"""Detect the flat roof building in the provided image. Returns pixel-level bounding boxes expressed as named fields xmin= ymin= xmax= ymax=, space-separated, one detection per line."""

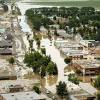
xmin=60 ymin=48 xmax=88 ymax=60
xmin=73 ymin=59 xmax=100 ymax=75
xmin=0 ymin=40 xmax=12 ymax=48
xmin=0 ymin=91 xmax=46 ymax=100
xmin=0 ymin=48 xmax=12 ymax=55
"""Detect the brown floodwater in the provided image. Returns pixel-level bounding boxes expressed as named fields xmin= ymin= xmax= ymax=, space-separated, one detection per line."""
xmin=17 ymin=2 xmax=68 ymax=93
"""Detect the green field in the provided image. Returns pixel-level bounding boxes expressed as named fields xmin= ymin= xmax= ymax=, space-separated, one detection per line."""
xmin=24 ymin=0 xmax=100 ymax=10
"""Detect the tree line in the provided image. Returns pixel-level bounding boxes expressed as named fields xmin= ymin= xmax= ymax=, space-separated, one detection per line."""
xmin=25 ymin=7 xmax=100 ymax=41
xmin=24 ymin=51 xmax=58 ymax=77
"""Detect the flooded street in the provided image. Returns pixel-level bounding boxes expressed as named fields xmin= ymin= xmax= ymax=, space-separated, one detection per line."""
xmin=41 ymin=38 xmax=67 ymax=93
xmin=17 ymin=1 xmax=68 ymax=93
xmin=41 ymin=38 xmax=67 ymax=82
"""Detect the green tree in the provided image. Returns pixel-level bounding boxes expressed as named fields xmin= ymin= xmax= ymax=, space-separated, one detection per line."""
xmin=64 ymin=57 xmax=72 ymax=64
xmin=40 ymin=66 xmax=46 ymax=78
xmin=97 ymin=92 xmax=100 ymax=100
xmin=24 ymin=51 xmax=57 ymax=76
xmin=37 ymin=40 xmax=41 ymax=48
xmin=29 ymin=39 xmax=34 ymax=51
xmin=56 ymin=81 xmax=68 ymax=97
xmin=8 ymin=57 xmax=15 ymax=65
xmin=41 ymin=17 xmax=54 ymax=28
xmin=40 ymin=56 xmax=51 ymax=66
xmin=68 ymin=74 xmax=79 ymax=85
xmin=94 ymin=75 xmax=100 ymax=89
xmin=46 ymin=61 xmax=58 ymax=75
xmin=33 ymin=86 xmax=41 ymax=94
xmin=53 ymin=16 xmax=56 ymax=20
xmin=24 ymin=51 xmax=42 ymax=68
xmin=41 ymin=48 xmax=46 ymax=55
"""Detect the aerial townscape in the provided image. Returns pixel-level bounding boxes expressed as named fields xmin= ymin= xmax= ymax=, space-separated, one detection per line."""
xmin=0 ymin=0 xmax=100 ymax=100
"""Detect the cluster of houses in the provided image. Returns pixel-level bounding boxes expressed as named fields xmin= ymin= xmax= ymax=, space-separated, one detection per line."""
xmin=0 ymin=16 xmax=13 ymax=56
xmin=0 ymin=30 xmax=13 ymax=55
xmin=54 ymin=33 xmax=100 ymax=100
xmin=0 ymin=10 xmax=47 ymax=100
xmin=0 ymin=57 xmax=45 ymax=100
xmin=0 ymin=79 xmax=45 ymax=100
xmin=54 ymin=34 xmax=100 ymax=76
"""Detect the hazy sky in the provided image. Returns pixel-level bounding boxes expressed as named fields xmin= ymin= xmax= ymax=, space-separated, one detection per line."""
xmin=30 ymin=0 xmax=88 ymax=1
xmin=24 ymin=0 xmax=99 ymax=2
xmin=32 ymin=0 xmax=88 ymax=1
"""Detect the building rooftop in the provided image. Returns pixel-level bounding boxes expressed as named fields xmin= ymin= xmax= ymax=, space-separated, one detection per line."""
xmin=0 ymin=48 xmax=12 ymax=55
xmin=55 ymin=39 xmax=83 ymax=49
xmin=0 ymin=28 xmax=5 ymax=34
xmin=70 ymin=88 xmax=96 ymax=100
xmin=74 ymin=59 xmax=100 ymax=69
xmin=0 ymin=91 xmax=46 ymax=100
xmin=0 ymin=40 xmax=12 ymax=48
xmin=61 ymin=48 xmax=88 ymax=56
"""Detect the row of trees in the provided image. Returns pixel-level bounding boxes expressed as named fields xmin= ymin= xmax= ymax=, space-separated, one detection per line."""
xmin=31 ymin=7 xmax=95 ymax=18
xmin=26 ymin=7 xmax=100 ymax=41
xmin=24 ymin=51 xmax=58 ymax=77
xmin=25 ymin=9 xmax=54 ymax=31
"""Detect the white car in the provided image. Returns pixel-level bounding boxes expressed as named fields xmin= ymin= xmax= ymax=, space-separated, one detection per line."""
xmin=46 ymin=90 xmax=50 ymax=94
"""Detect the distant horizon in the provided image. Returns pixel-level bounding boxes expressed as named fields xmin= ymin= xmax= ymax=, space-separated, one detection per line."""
xmin=23 ymin=0 xmax=99 ymax=2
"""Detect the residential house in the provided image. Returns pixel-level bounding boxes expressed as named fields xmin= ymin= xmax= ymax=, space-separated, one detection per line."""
xmin=8 ymin=85 xmax=24 ymax=93
xmin=72 ymin=59 xmax=100 ymax=75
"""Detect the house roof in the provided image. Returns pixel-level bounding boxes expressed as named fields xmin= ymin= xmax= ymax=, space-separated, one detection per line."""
xmin=0 ymin=91 xmax=46 ymax=100
xmin=74 ymin=60 xmax=100 ymax=69
xmin=0 ymin=28 xmax=5 ymax=34
xmin=0 ymin=40 xmax=12 ymax=47
xmin=0 ymin=48 xmax=12 ymax=54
